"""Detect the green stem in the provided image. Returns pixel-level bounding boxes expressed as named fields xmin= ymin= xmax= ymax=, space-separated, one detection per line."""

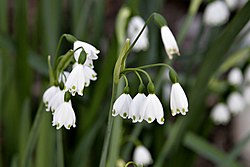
xmin=125 ymin=161 xmax=138 ymax=167
xmin=121 ymin=68 xmax=153 ymax=83
xmin=54 ymin=34 xmax=67 ymax=64
xmin=135 ymin=71 xmax=143 ymax=85
xmin=122 ymin=12 xmax=160 ymax=63
xmin=21 ymin=101 xmax=44 ymax=167
xmin=99 ymin=82 xmax=118 ymax=167
xmin=56 ymin=130 xmax=64 ymax=167
xmin=137 ymin=63 xmax=176 ymax=73
xmin=122 ymin=74 xmax=129 ymax=87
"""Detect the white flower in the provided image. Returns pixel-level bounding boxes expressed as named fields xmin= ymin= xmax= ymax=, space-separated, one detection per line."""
xmin=243 ymin=86 xmax=250 ymax=105
xmin=127 ymin=16 xmax=149 ymax=52
xmin=52 ymin=100 xmax=76 ymax=130
xmin=160 ymin=26 xmax=180 ymax=59
xmin=128 ymin=93 xmax=147 ymax=123
xmin=142 ymin=94 xmax=164 ymax=124
xmin=65 ymin=63 xmax=97 ymax=96
xmin=73 ymin=40 xmax=100 ymax=62
xmin=47 ymin=89 xmax=65 ymax=113
xmin=225 ymin=0 xmax=238 ymax=10
xmin=112 ymin=93 xmax=132 ymax=118
xmin=228 ymin=67 xmax=243 ymax=86
xmin=58 ymin=71 xmax=70 ymax=84
xmin=227 ymin=92 xmax=245 ymax=115
xmin=210 ymin=103 xmax=230 ymax=125
xmin=43 ymin=86 xmax=60 ymax=111
xmin=203 ymin=1 xmax=230 ymax=26
xmin=133 ymin=145 xmax=153 ymax=166
xmin=170 ymin=83 xmax=188 ymax=116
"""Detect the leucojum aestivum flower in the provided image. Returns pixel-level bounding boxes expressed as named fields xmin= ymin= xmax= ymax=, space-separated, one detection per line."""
xmin=99 ymin=12 xmax=189 ymax=167
xmin=42 ymin=34 xmax=100 ymax=129
xmin=41 ymin=12 xmax=188 ymax=167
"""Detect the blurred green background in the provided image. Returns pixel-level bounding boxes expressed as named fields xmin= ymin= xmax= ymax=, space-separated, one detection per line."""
xmin=1 ymin=0 xmax=250 ymax=167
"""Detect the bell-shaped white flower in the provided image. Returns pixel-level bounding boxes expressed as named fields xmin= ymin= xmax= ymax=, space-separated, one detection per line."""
xmin=47 ymin=89 xmax=66 ymax=113
xmin=43 ymin=86 xmax=60 ymax=111
xmin=161 ymin=26 xmax=180 ymax=59
xmin=128 ymin=93 xmax=147 ymax=123
xmin=210 ymin=103 xmax=230 ymax=125
xmin=203 ymin=1 xmax=230 ymax=27
xmin=73 ymin=40 xmax=100 ymax=62
xmin=141 ymin=94 xmax=164 ymax=124
xmin=112 ymin=93 xmax=132 ymax=118
xmin=83 ymin=65 xmax=97 ymax=87
xmin=227 ymin=92 xmax=245 ymax=115
xmin=170 ymin=83 xmax=188 ymax=116
xmin=65 ymin=63 xmax=97 ymax=96
xmin=228 ymin=67 xmax=243 ymax=86
xmin=52 ymin=100 xmax=76 ymax=130
xmin=133 ymin=145 xmax=153 ymax=166
xmin=127 ymin=16 xmax=149 ymax=52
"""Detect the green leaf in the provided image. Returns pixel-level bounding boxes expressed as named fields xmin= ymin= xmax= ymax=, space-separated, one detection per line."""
xmin=0 ymin=0 xmax=7 ymax=33
xmin=184 ymin=132 xmax=241 ymax=167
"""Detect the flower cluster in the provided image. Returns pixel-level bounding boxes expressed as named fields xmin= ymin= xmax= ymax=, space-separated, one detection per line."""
xmin=112 ymin=91 xmax=165 ymax=124
xmin=111 ymin=13 xmax=189 ymax=124
xmin=210 ymin=66 xmax=250 ymax=125
xmin=43 ymin=36 xmax=100 ymax=130
xmin=112 ymin=76 xmax=188 ymax=125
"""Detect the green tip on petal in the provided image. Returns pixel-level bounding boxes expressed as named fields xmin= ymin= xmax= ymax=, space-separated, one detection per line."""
xmin=123 ymin=113 xmax=127 ymax=117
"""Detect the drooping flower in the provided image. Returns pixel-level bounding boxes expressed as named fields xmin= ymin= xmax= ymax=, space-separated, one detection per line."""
xmin=52 ymin=100 xmax=76 ymax=130
xmin=47 ymin=89 xmax=66 ymax=113
xmin=210 ymin=103 xmax=230 ymax=125
xmin=133 ymin=145 xmax=153 ymax=166
xmin=161 ymin=26 xmax=180 ymax=59
xmin=128 ymin=93 xmax=147 ymax=123
xmin=228 ymin=67 xmax=243 ymax=86
xmin=170 ymin=83 xmax=188 ymax=116
xmin=112 ymin=93 xmax=132 ymax=119
xmin=65 ymin=63 xmax=97 ymax=96
xmin=227 ymin=92 xmax=245 ymax=115
xmin=203 ymin=1 xmax=230 ymax=26
xmin=43 ymin=86 xmax=60 ymax=111
xmin=141 ymin=94 xmax=164 ymax=124
xmin=127 ymin=16 xmax=149 ymax=52
xmin=73 ymin=40 xmax=100 ymax=62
